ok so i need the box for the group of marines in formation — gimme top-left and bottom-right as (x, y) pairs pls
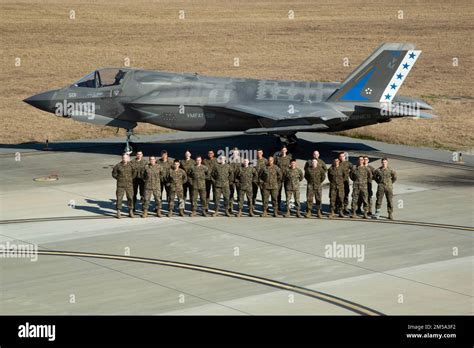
(112, 146), (397, 220)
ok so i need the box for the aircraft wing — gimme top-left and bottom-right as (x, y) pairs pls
(206, 102), (348, 121)
(244, 124), (329, 135)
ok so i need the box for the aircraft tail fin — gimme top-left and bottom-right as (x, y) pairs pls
(327, 43), (421, 103)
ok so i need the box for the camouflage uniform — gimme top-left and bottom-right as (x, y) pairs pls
(180, 158), (196, 202)
(112, 161), (136, 217)
(229, 160), (242, 213)
(260, 164), (282, 216)
(166, 167), (187, 217)
(235, 165), (258, 216)
(188, 164), (209, 216)
(252, 157), (267, 206)
(374, 166), (397, 219)
(131, 158), (148, 210)
(340, 160), (352, 212)
(143, 163), (165, 217)
(358, 164), (375, 214)
(328, 165), (347, 217)
(284, 166), (303, 217)
(203, 157), (218, 201)
(159, 158), (174, 200)
(350, 165), (372, 217)
(304, 158), (327, 173)
(211, 163), (233, 216)
(304, 165), (326, 217)
(275, 153), (292, 207)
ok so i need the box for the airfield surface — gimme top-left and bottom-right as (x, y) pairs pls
(1, 0), (473, 150)
(0, 132), (472, 315)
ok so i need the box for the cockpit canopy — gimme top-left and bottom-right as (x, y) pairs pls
(73, 68), (128, 88)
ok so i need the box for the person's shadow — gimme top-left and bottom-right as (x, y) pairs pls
(73, 198), (117, 216)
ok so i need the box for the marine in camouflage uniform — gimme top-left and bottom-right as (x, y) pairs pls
(203, 151), (218, 204)
(229, 148), (242, 214)
(260, 156), (282, 217)
(337, 152), (352, 214)
(275, 146), (292, 209)
(131, 151), (148, 212)
(358, 156), (375, 215)
(304, 150), (327, 173)
(235, 159), (258, 217)
(373, 158), (397, 220)
(328, 158), (347, 218)
(350, 156), (372, 219)
(284, 159), (303, 217)
(180, 152), (196, 204)
(252, 149), (267, 206)
(304, 159), (326, 218)
(211, 156), (233, 217)
(187, 156), (209, 216)
(142, 156), (165, 218)
(165, 160), (187, 217)
(112, 154), (137, 218)
(159, 151), (174, 201)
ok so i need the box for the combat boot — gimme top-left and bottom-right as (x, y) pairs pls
(236, 209), (242, 217)
(317, 209), (322, 219)
(273, 210), (279, 218)
(372, 209), (381, 220)
(156, 208), (162, 217)
(142, 209), (148, 218)
(261, 208), (267, 217)
(249, 207), (255, 217)
(167, 208), (173, 217)
(305, 210), (311, 218)
(116, 210), (121, 219)
(285, 208), (290, 218)
(351, 211), (358, 218)
(388, 212), (394, 220)
(328, 209), (335, 219)
(202, 210), (208, 217)
(190, 210), (196, 217)
(296, 209), (302, 218)
(179, 209), (184, 217)
(339, 210), (345, 218)
(129, 210), (135, 218)
(363, 211), (369, 219)
(225, 209), (231, 217)
(212, 211), (219, 217)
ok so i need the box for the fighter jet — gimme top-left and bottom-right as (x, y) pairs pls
(24, 43), (435, 152)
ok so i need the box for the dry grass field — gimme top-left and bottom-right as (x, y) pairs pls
(1, 0), (473, 150)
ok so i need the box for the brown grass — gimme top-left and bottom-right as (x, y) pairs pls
(1, 0), (473, 150)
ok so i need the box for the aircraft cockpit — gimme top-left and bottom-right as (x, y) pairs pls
(73, 68), (128, 88)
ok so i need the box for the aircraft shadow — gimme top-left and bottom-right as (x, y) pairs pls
(1, 133), (380, 165)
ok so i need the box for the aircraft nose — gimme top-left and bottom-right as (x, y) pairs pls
(23, 90), (58, 112)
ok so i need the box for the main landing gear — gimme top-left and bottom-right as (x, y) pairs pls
(277, 133), (299, 147)
(124, 128), (135, 155)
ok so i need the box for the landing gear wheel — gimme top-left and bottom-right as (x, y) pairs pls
(124, 142), (134, 155)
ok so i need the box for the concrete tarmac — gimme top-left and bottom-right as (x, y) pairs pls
(0, 132), (472, 315)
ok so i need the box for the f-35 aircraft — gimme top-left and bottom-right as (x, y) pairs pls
(25, 43), (435, 151)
